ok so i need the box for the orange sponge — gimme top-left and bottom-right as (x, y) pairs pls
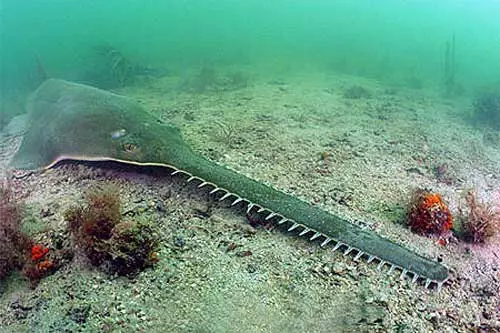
(408, 189), (453, 236)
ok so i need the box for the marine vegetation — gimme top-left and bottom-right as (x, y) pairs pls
(93, 44), (135, 87)
(0, 181), (57, 286)
(472, 86), (500, 129)
(65, 184), (159, 277)
(458, 191), (500, 243)
(179, 66), (249, 93)
(407, 189), (453, 236)
(0, 181), (31, 280)
(82, 44), (168, 89)
(443, 34), (458, 96)
(343, 84), (372, 99)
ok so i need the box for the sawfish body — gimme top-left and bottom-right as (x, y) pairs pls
(10, 79), (449, 289)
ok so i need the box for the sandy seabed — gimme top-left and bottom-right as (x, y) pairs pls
(0, 71), (499, 332)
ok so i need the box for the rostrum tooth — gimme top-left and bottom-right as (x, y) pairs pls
(400, 269), (408, 279)
(320, 238), (332, 247)
(332, 242), (342, 252)
(265, 212), (277, 220)
(198, 181), (209, 188)
(425, 279), (432, 289)
(246, 203), (254, 213)
(377, 261), (386, 270)
(288, 223), (299, 232)
(344, 247), (353, 255)
(367, 255), (376, 263)
(310, 232), (322, 241)
(231, 197), (243, 206)
(219, 192), (232, 201)
(411, 274), (419, 283)
(171, 170), (181, 175)
(353, 251), (364, 261)
(299, 228), (310, 236)
(210, 188), (220, 194)
(278, 217), (288, 225)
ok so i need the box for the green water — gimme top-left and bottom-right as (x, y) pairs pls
(1, 0), (499, 93)
(1, 0), (500, 128)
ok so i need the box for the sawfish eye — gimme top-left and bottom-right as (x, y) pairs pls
(123, 142), (138, 152)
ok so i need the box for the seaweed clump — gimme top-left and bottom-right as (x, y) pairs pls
(179, 67), (249, 93)
(472, 86), (500, 129)
(0, 181), (60, 286)
(343, 85), (372, 99)
(65, 184), (159, 277)
(90, 45), (135, 88)
(407, 189), (453, 237)
(0, 181), (32, 280)
(458, 191), (500, 243)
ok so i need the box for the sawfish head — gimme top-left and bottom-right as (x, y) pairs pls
(10, 79), (192, 170)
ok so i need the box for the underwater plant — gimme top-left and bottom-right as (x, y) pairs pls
(219, 70), (249, 91)
(0, 181), (32, 280)
(458, 191), (500, 243)
(472, 86), (500, 129)
(65, 184), (159, 276)
(407, 189), (453, 236)
(0, 181), (61, 286)
(179, 66), (217, 93)
(94, 45), (135, 87)
(343, 85), (372, 99)
(179, 67), (250, 93)
(443, 34), (457, 96)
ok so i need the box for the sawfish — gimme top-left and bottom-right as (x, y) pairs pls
(9, 79), (449, 289)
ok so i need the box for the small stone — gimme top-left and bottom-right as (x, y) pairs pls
(311, 265), (321, 274)
(173, 236), (186, 248)
(482, 311), (491, 320)
(226, 242), (237, 252)
(332, 263), (345, 275)
(247, 264), (257, 273)
(417, 303), (427, 312)
(67, 304), (91, 324)
(236, 250), (252, 257)
(425, 312), (440, 326)
(155, 201), (167, 212)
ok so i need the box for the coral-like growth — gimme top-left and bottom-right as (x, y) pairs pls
(458, 191), (500, 243)
(407, 189), (453, 236)
(22, 243), (56, 285)
(31, 243), (49, 262)
(65, 184), (158, 276)
(0, 181), (32, 280)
